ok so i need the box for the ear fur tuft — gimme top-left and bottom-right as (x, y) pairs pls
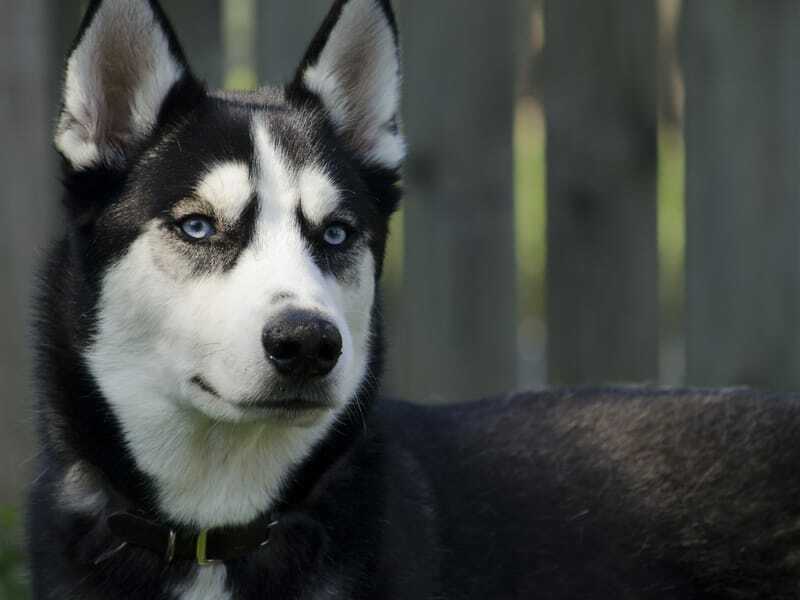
(55, 0), (196, 171)
(291, 0), (404, 170)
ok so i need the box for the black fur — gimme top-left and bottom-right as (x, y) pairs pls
(30, 382), (800, 598)
(28, 0), (800, 599)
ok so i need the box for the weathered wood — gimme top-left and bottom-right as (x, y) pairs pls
(0, 1), (83, 506)
(394, 2), (517, 403)
(162, 0), (223, 88)
(544, 0), (659, 384)
(682, 2), (800, 389)
(256, 1), (331, 85)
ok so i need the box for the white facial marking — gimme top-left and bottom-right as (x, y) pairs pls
(253, 122), (296, 213)
(195, 162), (253, 222)
(302, 0), (405, 168)
(86, 117), (377, 528)
(55, 0), (183, 169)
(299, 168), (342, 226)
(174, 565), (229, 600)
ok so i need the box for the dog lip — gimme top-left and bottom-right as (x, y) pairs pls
(243, 398), (335, 411)
(190, 376), (334, 412)
(191, 375), (221, 398)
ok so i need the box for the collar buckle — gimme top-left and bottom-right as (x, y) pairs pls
(164, 529), (177, 563)
(196, 529), (221, 566)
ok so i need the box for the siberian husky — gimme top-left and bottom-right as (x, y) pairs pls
(28, 0), (800, 598)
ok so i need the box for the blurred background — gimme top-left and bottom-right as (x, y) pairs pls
(2, 0), (798, 596)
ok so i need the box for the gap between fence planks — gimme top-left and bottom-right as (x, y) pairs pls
(163, 0), (224, 88)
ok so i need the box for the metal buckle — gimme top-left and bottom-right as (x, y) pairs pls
(165, 529), (176, 564)
(260, 520), (279, 547)
(93, 541), (128, 566)
(196, 529), (220, 566)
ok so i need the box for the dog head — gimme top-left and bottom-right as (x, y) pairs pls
(57, 0), (402, 422)
(51, 0), (402, 524)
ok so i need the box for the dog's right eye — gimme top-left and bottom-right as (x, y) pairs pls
(178, 216), (216, 241)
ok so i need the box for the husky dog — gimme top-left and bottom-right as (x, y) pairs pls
(27, 0), (800, 598)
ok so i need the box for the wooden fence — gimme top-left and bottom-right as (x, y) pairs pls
(2, 0), (799, 505)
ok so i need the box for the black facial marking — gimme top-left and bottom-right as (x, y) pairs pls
(295, 204), (361, 280)
(158, 192), (260, 276)
(86, 97), (255, 264)
(60, 85), (398, 367)
(281, 97), (399, 278)
(236, 195), (261, 257)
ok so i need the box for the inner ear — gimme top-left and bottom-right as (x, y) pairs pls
(56, 0), (198, 172)
(290, 0), (405, 171)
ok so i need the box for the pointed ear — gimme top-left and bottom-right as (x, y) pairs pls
(56, 0), (199, 171)
(291, 0), (405, 170)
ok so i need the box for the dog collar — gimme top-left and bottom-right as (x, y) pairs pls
(105, 512), (279, 565)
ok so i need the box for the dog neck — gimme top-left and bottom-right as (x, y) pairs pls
(54, 376), (374, 531)
(58, 404), (370, 530)
(123, 404), (338, 528)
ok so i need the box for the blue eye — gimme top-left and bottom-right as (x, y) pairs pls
(323, 224), (349, 246)
(180, 216), (216, 240)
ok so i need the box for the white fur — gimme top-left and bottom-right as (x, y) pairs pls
(195, 162), (254, 222)
(299, 168), (343, 226)
(55, 0), (184, 170)
(173, 565), (229, 600)
(86, 117), (375, 529)
(61, 462), (106, 514)
(253, 122), (296, 214)
(303, 0), (405, 168)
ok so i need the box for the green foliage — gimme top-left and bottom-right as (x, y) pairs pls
(658, 125), (686, 333)
(0, 506), (30, 600)
(514, 98), (547, 322)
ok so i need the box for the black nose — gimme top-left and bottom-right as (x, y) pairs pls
(262, 310), (342, 379)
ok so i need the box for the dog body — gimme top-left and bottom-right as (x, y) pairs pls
(30, 384), (800, 599)
(27, 0), (800, 598)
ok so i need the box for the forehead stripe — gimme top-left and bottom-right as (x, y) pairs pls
(253, 119), (295, 214)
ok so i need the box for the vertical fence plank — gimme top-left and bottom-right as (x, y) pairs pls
(682, 2), (800, 389)
(395, 2), (517, 403)
(544, 0), (659, 385)
(162, 0), (223, 87)
(0, 1), (81, 505)
(256, 1), (330, 85)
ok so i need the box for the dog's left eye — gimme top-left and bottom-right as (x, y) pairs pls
(179, 216), (216, 241)
(323, 224), (349, 247)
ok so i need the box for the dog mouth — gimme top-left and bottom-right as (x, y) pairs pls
(190, 375), (336, 415)
(241, 398), (335, 411)
(191, 375), (221, 398)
